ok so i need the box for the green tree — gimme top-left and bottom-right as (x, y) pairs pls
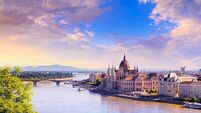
(0, 67), (36, 113)
(12, 66), (22, 77)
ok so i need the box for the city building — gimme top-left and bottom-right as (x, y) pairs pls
(158, 72), (197, 97)
(179, 81), (201, 98)
(100, 54), (159, 94)
(134, 73), (158, 93)
(100, 54), (138, 92)
(181, 66), (186, 75)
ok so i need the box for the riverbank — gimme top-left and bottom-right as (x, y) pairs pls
(32, 82), (201, 113)
(88, 88), (184, 105)
(80, 81), (185, 105)
(65, 80), (200, 107)
(114, 94), (183, 105)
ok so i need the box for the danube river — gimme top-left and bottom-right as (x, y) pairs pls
(32, 75), (200, 113)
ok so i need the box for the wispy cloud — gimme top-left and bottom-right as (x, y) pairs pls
(137, 0), (201, 69)
(0, 0), (112, 68)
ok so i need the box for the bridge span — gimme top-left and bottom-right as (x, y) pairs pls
(23, 78), (75, 86)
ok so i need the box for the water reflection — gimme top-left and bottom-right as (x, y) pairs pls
(101, 96), (201, 113)
(32, 75), (200, 113)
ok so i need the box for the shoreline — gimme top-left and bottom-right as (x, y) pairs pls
(113, 94), (183, 105)
(88, 89), (184, 105)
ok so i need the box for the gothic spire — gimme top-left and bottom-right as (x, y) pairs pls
(123, 53), (126, 60)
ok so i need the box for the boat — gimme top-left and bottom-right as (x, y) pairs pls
(72, 83), (79, 87)
(78, 87), (85, 91)
(64, 82), (70, 85)
(183, 102), (201, 109)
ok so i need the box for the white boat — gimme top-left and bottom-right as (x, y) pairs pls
(183, 102), (201, 109)
(78, 87), (85, 91)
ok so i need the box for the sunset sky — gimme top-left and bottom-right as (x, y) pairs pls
(0, 0), (201, 70)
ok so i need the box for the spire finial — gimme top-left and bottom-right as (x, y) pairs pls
(108, 64), (110, 69)
(123, 53), (126, 60)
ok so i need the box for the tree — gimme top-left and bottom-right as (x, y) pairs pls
(12, 66), (22, 77)
(0, 67), (36, 113)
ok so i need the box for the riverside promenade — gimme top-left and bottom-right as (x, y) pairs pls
(73, 80), (184, 105)
(113, 94), (184, 105)
(87, 87), (184, 105)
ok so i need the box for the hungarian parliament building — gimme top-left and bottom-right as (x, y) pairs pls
(100, 54), (158, 93)
(89, 54), (200, 98)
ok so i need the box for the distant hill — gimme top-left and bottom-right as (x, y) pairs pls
(21, 65), (93, 72)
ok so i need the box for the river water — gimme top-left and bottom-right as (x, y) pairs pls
(32, 75), (200, 113)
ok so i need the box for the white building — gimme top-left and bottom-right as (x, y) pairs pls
(159, 72), (197, 97)
(179, 81), (201, 98)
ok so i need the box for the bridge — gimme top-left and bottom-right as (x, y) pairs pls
(23, 78), (74, 86)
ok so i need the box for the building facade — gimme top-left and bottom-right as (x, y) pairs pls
(136, 73), (158, 92)
(158, 72), (197, 97)
(100, 55), (158, 94)
(179, 81), (201, 98)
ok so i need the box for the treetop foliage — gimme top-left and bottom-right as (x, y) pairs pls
(0, 66), (36, 113)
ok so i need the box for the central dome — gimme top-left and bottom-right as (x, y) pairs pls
(119, 54), (130, 70)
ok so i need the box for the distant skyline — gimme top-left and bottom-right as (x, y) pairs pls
(0, 0), (201, 70)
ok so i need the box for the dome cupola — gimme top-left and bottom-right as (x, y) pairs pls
(119, 54), (130, 70)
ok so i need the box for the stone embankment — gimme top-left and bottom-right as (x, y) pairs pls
(88, 88), (184, 105)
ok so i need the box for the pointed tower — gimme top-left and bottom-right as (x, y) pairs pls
(123, 53), (126, 60)
(111, 65), (116, 80)
(107, 65), (111, 76)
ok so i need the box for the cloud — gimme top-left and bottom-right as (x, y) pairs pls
(0, 39), (64, 66)
(144, 0), (201, 44)
(60, 28), (93, 43)
(1, 0), (201, 70)
(137, 0), (201, 69)
(0, 0), (111, 26)
(0, 0), (111, 45)
(0, 0), (110, 45)
(0, 0), (113, 68)
(139, 0), (151, 4)
(180, 57), (201, 69)
(97, 43), (127, 53)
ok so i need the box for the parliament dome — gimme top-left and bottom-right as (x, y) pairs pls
(119, 54), (130, 70)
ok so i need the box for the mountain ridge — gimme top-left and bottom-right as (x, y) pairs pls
(21, 64), (103, 72)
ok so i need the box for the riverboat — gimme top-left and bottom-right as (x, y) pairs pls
(78, 87), (85, 91)
(183, 102), (201, 109)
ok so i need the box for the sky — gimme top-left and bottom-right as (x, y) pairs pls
(0, 0), (201, 70)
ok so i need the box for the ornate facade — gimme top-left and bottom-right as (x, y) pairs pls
(158, 72), (197, 97)
(100, 54), (158, 93)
